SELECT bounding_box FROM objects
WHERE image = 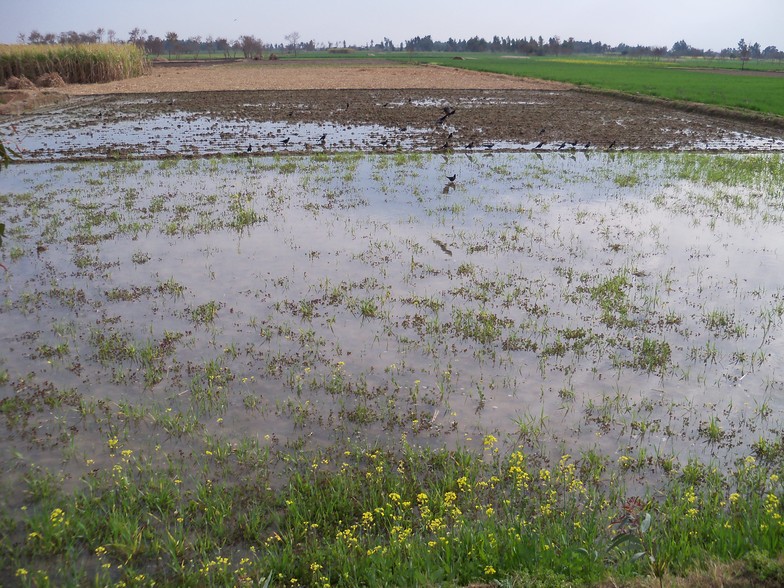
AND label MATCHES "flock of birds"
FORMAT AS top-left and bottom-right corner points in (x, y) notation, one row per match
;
(235, 101), (618, 158)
